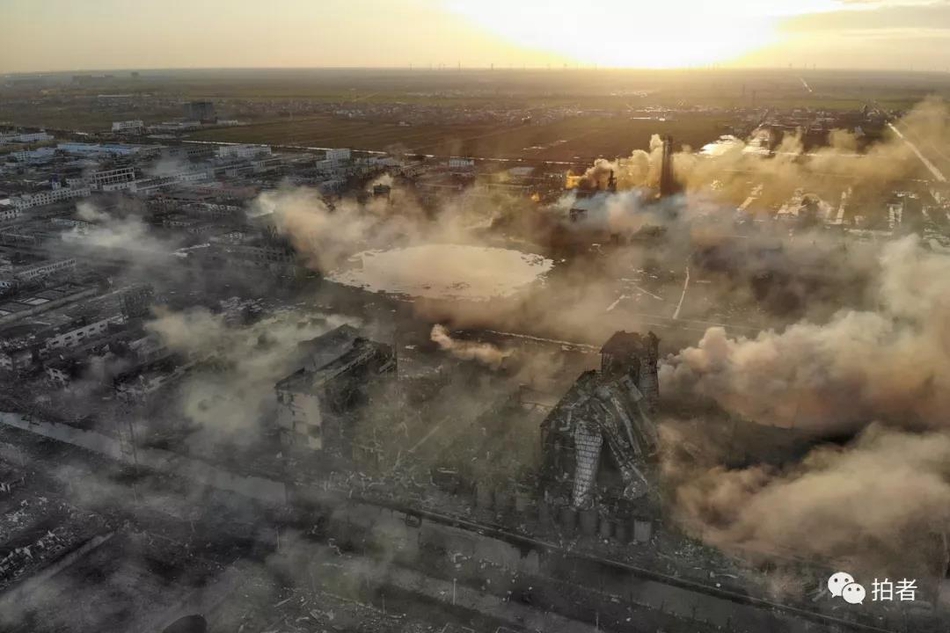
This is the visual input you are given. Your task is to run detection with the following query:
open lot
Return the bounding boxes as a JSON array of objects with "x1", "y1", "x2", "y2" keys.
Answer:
[
  {"x1": 4, "y1": 68, "x2": 949, "y2": 149},
  {"x1": 188, "y1": 113, "x2": 733, "y2": 160}
]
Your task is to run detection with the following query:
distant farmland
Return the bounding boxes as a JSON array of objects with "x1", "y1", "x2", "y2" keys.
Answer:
[{"x1": 187, "y1": 113, "x2": 732, "y2": 161}]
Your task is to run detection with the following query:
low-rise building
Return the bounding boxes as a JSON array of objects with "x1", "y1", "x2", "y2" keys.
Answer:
[
  {"x1": 0, "y1": 347, "x2": 33, "y2": 374},
  {"x1": 0, "y1": 206, "x2": 19, "y2": 223},
  {"x1": 225, "y1": 242, "x2": 296, "y2": 268},
  {"x1": 10, "y1": 147, "x2": 56, "y2": 164},
  {"x1": 13, "y1": 259, "x2": 76, "y2": 283},
  {"x1": 111, "y1": 120, "x2": 145, "y2": 133},
  {"x1": 448, "y1": 157, "x2": 475, "y2": 170},
  {"x1": 44, "y1": 316, "x2": 121, "y2": 351},
  {"x1": 57, "y1": 142, "x2": 143, "y2": 157},
  {"x1": 0, "y1": 131, "x2": 53, "y2": 144},
  {"x1": 88, "y1": 167, "x2": 136, "y2": 190},
  {"x1": 325, "y1": 148, "x2": 351, "y2": 162},
  {"x1": 11, "y1": 185, "x2": 91, "y2": 210},
  {"x1": 216, "y1": 144, "x2": 271, "y2": 160}
]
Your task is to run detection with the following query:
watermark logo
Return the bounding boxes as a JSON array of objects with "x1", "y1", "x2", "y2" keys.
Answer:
[
  {"x1": 872, "y1": 578, "x2": 918, "y2": 602},
  {"x1": 842, "y1": 582, "x2": 866, "y2": 605},
  {"x1": 827, "y1": 572, "x2": 917, "y2": 605},
  {"x1": 827, "y1": 571, "x2": 855, "y2": 598}
]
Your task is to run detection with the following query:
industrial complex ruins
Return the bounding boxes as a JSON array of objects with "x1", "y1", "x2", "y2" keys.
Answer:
[{"x1": 1, "y1": 66, "x2": 950, "y2": 633}]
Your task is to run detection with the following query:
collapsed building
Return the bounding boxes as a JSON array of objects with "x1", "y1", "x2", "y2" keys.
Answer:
[
  {"x1": 540, "y1": 331, "x2": 660, "y2": 513},
  {"x1": 275, "y1": 325, "x2": 396, "y2": 455}
]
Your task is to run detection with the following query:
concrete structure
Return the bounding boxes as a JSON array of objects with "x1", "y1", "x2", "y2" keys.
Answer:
[
  {"x1": 0, "y1": 131, "x2": 53, "y2": 144},
  {"x1": 56, "y1": 142, "x2": 142, "y2": 157},
  {"x1": 275, "y1": 325, "x2": 395, "y2": 454},
  {"x1": 10, "y1": 185, "x2": 91, "y2": 210},
  {"x1": 111, "y1": 120, "x2": 145, "y2": 133},
  {"x1": 185, "y1": 101, "x2": 216, "y2": 123},
  {"x1": 0, "y1": 348, "x2": 32, "y2": 374},
  {"x1": 46, "y1": 361, "x2": 79, "y2": 385},
  {"x1": 151, "y1": 121, "x2": 202, "y2": 132},
  {"x1": 659, "y1": 135, "x2": 677, "y2": 198},
  {"x1": 448, "y1": 157, "x2": 475, "y2": 170},
  {"x1": 130, "y1": 169, "x2": 213, "y2": 194},
  {"x1": 600, "y1": 331, "x2": 660, "y2": 413},
  {"x1": 13, "y1": 258, "x2": 76, "y2": 283},
  {"x1": 216, "y1": 144, "x2": 271, "y2": 160},
  {"x1": 225, "y1": 242, "x2": 296, "y2": 269},
  {"x1": 0, "y1": 207, "x2": 19, "y2": 223},
  {"x1": 44, "y1": 316, "x2": 120, "y2": 351},
  {"x1": 88, "y1": 167, "x2": 136, "y2": 191},
  {"x1": 540, "y1": 331, "x2": 660, "y2": 510},
  {"x1": 10, "y1": 147, "x2": 56, "y2": 164},
  {"x1": 325, "y1": 148, "x2": 351, "y2": 162}
]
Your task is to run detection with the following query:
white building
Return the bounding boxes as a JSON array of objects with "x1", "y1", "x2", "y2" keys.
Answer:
[
  {"x1": 174, "y1": 169, "x2": 212, "y2": 184},
  {"x1": 89, "y1": 167, "x2": 136, "y2": 191},
  {"x1": 131, "y1": 169, "x2": 212, "y2": 194},
  {"x1": 50, "y1": 218, "x2": 93, "y2": 231},
  {"x1": 45, "y1": 316, "x2": 120, "y2": 351},
  {"x1": 14, "y1": 259, "x2": 76, "y2": 283},
  {"x1": 111, "y1": 120, "x2": 145, "y2": 133},
  {"x1": 0, "y1": 131, "x2": 53, "y2": 144},
  {"x1": 216, "y1": 144, "x2": 272, "y2": 160},
  {"x1": 57, "y1": 142, "x2": 141, "y2": 157},
  {"x1": 151, "y1": 121, "x2": 202, "y2": 132},
  {"x1": 364, "y1": 155, "x2": 398, "y2": 168},
  {"x1": 448, "y1": 157, "x2": 475, "y2": 169},
  {"x1": 0, "y1": 206, "x2": 19, "y2": 223},
  {"x1": 325, "y1": 148, "x2": 351, "y2": 162},
  {"x1": 10, "y1": 147, "x2": 56, "y2": 164},
  {"x1": 11, "y1": 185, "x2": 91, "y2": 210}
]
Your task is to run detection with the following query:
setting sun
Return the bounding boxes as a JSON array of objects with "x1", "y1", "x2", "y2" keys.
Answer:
[{"x1": 444, "y1": 0, "x2": 843, "y2": 68}]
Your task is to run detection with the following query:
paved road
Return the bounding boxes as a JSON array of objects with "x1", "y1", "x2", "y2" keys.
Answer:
[{"x1": 887, "y1": 122, "x2": 947, "y2": 182}]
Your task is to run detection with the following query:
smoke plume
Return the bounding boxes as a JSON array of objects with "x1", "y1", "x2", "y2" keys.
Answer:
[
  {"x1": 660, "y1": 235, "x2": 950, "y2": 582},
  {"x1": 664, "y1": 423, "x2": 950, "y2": 584},
  {"x1": 430, "y1": 324, "x2": 512, "y2": 369},
  {"x1": 660, "y1": 236, "x2": 950, "y2": 433},
  {"x1": 146, "y1": 306, "x2": 358, "y2": 445}
]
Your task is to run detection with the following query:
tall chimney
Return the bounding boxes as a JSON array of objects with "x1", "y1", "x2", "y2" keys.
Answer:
[{"x1": 659, "y1": 135, "x2": 676, "y2": 198}]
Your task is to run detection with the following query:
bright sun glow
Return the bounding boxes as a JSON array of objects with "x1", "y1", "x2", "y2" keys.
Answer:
[{"x1": 444, "y1": 0, "x2": 845, "y2": 68}]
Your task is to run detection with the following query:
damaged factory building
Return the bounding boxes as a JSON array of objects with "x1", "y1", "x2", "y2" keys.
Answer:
[
  {"x1": 275, "y1": 324, "x2": 396, "y2": 456},
  {"x1": 540, "y1": 331, "x2": 660, "y2": 536}
]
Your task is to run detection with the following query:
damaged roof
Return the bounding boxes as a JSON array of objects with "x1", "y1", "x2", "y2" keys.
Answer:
[
  {"x1": 296, "y1": 323, "x2": 361, "y2": 371},
  {"x1": 542, "y1": 369, "x2": 659, "y2": 505}
]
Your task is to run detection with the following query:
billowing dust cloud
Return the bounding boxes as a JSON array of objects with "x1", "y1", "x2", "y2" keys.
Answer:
[
  {"x1": 664, "y1": 423, "x2": 950, "y2": 584},
  {"x1": 250, "y1": 184, "x2": 498, "y2": 274},
  {"x1": 146, "y1": 307, "x2": 357, "y2": 446},
  {"x1": 579, "y1": 98, "x2": 950, "y2": 211},
  {"x1": 660, "y1": 236, "x2": 950, "y2": 581},
  {"x1": 660, "y1": 236, "x2": 950, "y2": 433},
  {"x1": 251, "y1": 100, "x2": 950, "y2": 583}
]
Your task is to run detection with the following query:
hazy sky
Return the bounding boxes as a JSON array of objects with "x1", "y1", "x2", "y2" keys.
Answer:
[{"x1": 2, "y1": 0, "x2": 950, "y2": 73}]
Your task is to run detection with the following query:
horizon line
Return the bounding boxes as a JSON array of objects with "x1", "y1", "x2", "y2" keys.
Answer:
[{"x1": 4, "y1": 65, "x2": 950, "y2": 77}]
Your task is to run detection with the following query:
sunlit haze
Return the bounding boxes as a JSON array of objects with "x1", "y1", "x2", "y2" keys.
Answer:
[
  {"x1": 5, "y1": 0, "x2": 950, "y2": 628},
  {"x1": 3, "y1": 0, "x2": 950, "y2": 72}
]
